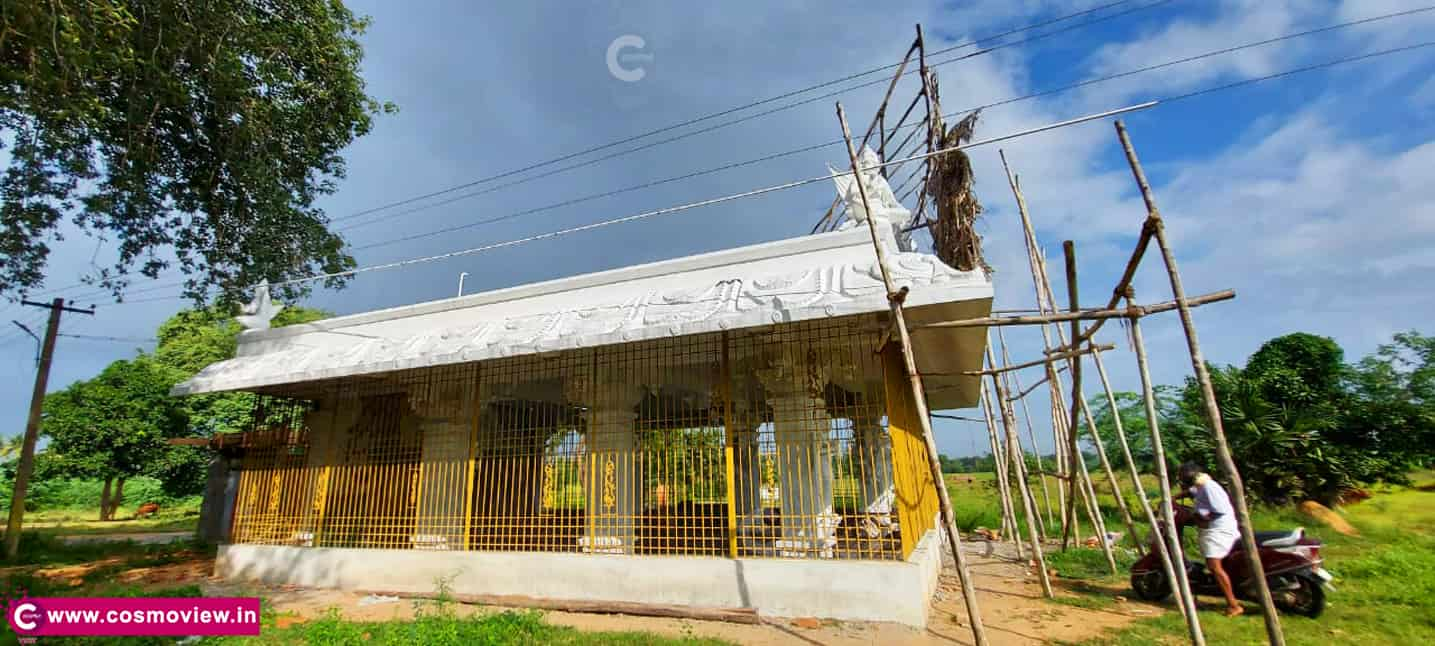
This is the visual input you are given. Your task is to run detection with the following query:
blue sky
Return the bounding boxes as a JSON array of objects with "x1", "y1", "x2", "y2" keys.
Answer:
[{"x1": 3, "y1": 0, "x2": 1434, "y2": 458}]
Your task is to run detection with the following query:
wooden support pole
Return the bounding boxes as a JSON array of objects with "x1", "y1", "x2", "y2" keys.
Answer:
[
  {"x1": 988, "y1": 334, "x2": 1025, "y2": 554},
  {"x1": 919, "y1": 290, "x2": 1237, "y2": 330},
  {"x1": 1091, "y1": 345, "x2": 1194, "y2": 625},
  {"x1": 1069, "y1": 408, "x2": 1117, "y2": 571},
  {"x1": 964, "y1": 343, "x2": 1115, "y2": 376},
  {"x1": 837, "y1": 102, "x2": 987, "y2": 646},
  {"x1": 998, "y1": 328, "x2": 1054, "y2": 535},
  {"x1": 1077, "y1": 379, "x2": 1144, "y2": 556},
  {"x1": 999, "y1": 152, "x2": 1076, "y2": 540},
  {"x1": 978, "y1": 376, "x2": 1021, "y2": 556},
  {"x1": 1010, "y1": 370, "x2": 1056, "y2": 532},
  {"x1": 1128, "y1": 293, "x2": 1205, "y2": 646},
  {"x1": 984, "y1": 346, "x2": 1054, "y2": 598},
  {"x1": 1010, "y1": 370, "x2": 1056, "y2": 401},
  {"x1": 1116, "y1": 121, "x2": 1284, "y2": 646},
  {"x1": 1062, "y1": 241, "x2": 1084, "y2": 551}
]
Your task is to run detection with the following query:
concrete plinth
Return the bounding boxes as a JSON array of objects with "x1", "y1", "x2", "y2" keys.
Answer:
[{"x1": 216, "y1": 528, "x2": 942, "y2": 627}]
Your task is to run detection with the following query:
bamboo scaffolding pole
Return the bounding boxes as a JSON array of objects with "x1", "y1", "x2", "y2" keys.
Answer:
[
  {"x1": 965, "y1": 343, "x2": 1115, "y2": 376},
  {"x1": 999, "y1": 152, "x2": 1075, "y2": 540},
  {"x1": 1077, "y1": 377, "x2": 1144, "y2": 555},
  {"x1": 998, "y1": 328, "x2": 1054, "y2": 535},
  {"x1": 916, "y1": 24, "x2": 938, "y2": 230},
  {"x1": 1009, "y1": 374, "x2": 1049, "y2": 401},
  {"x1": 984, "y1": 346, "x2": 1054, "y2": 598},
  {"x1": 1090, "y1": 344, "x2": 1194, "y2": 629},
  {"x1": 1051, "y1": 245, "x2": 1140, "y2": 556},
  {"x1": 1062, "y1": 242, "x2": 1085, "y2": 551},
  {"x1": 1039, "y1": 244, "x2": 1112, "y2": 567},
  {"x1": 1115, "y1": 120, "x2": 1283, "y2": 645},
  {"x1": 1067, "y1": 403, "x2": 1117, "y2": 570},
  {"x1": 1128, "y1": 289, "x2": 1205, "y2": 646},
  {"x1": 919, "y1": 290, "x2": 1236, "y2": 329},
  {"x1": 1009, "y1": 365, "x2": 1056, "y2": 531},
  {"x1": 989, "y1": 332, "x2": 1027, "y2": 552},
  {"x1": 979, "y1": 378, "x2": 1022, "y2": 556},
  {"x1": 837, "y1": 103, "x2": 987, "y2": 645},
  {"x1": 931, "y1": 413, "x2": 985, "y2": 423}
]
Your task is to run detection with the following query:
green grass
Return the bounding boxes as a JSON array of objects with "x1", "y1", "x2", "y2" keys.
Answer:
[
  {"x1": 947, "y1": 467, "x2": 1435, "y2": 643},
  {"x1": 203, "y1": 608, "x2": 730, "y2": 646},
  {"x1": 1062, "y1": 481, "x2": 1435, "y2": 645},
  {"x1": 0, "y1": 529, "x2": 726, "y2": 646},
  {"x1": 1, "y1": 531, "x2": 210, "y2": 567}
]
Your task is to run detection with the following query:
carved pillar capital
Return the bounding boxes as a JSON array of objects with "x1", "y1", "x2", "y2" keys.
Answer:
[{"x1": 754, "y1": 348, "x2": 828, "y2": 401}]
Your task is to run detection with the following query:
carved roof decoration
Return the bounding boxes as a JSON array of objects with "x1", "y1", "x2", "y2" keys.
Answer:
[{"x1": 173, "y1": 228, "x2": 993, "y2": 405}]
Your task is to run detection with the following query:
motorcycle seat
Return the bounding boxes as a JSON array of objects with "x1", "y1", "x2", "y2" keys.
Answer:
[{"x1": 1254, "y1": 528, "x2": 1304, "y2": 547}]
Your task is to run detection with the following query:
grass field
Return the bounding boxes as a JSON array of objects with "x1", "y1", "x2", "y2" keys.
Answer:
[
  {"x1": 211, "y1": 606, "x2": 731, "y2": 646},
  {"x1": 1022, "y1": 470, "x2": 1435, "y2": 645}
]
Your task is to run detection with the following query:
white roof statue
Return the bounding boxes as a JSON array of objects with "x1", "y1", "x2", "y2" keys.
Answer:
[
  {"x1": 829, "y1": 146, "x2": 916, "y2": 252},
  {"x1": 236, "y1": 280, "x2": 284, "y2": 331},
  {"x1": 174, "y1": 164, "x2": 993, "y2": 408}
]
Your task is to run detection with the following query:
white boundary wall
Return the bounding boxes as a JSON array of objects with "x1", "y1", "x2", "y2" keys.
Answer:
[{"x1": 217, "y1": 528, "x2": 943, "y2": 627}]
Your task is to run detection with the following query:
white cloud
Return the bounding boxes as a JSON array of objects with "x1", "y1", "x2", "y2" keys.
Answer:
[{"x1": 1081, "y1": 0, "x2": 1322, "y2": 103}]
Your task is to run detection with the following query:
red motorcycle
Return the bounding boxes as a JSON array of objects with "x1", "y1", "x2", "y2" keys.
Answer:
[{"x1": 1129, "y1": 504, "x2": 1333, "y2": 617}]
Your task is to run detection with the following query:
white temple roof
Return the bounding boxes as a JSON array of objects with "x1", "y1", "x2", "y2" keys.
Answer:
[{"x1": 173, "y1": 226, "x2": 993, "y2": 408}]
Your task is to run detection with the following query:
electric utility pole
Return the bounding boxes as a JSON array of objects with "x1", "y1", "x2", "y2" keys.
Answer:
[{"x1": 5, "y1": 298, "x2": 94, "y2": 559}]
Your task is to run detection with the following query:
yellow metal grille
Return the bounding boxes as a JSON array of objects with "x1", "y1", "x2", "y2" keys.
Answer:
[{"x1": 227, "y1": 317, "x2": 938, "y2": 561}]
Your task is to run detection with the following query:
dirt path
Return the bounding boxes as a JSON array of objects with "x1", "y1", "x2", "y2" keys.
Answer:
[{"x1": 194, "y1": 541, "x2": 1161, "y2": 644}]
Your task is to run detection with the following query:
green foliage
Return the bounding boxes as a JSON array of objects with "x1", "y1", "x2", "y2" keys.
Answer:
[
  {"x1": 0, "y1": 1, "x2": 395, "y2": 303},
  {"x1": 1085, "y1": 387, "x2": 1181, "y2": 472},
  {"x1": 153, "y1": 305, "x2": 329, "y2": 437},
  {"x1": 23, "y1": 476, "x2": 178, "y2": 510},
  {"x1": 147, "y1": 305, "x2": 329, "y2": 497},
  {"x1": 1160, "y1": 331, "x2": 1433, "y2": 505},
  {"x1": 42, "y1": 358, "x2": 188, "y2": 481}
]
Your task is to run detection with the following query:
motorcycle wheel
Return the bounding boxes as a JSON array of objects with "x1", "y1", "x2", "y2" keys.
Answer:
[
  {"x1": 1131, "y1": 569, "x2": 1171, "y2": 601},
  {"x1": 1275, "y1": 574, "x2": 1326, "y2": 618}
]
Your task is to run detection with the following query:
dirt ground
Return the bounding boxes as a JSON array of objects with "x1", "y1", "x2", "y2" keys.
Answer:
[
  {"x1": 6, "y1": 531, "x2": 1156, "y2": 644},
  {"x1": 183, "y1": 540, "x2": 1161, "y2": 645}
]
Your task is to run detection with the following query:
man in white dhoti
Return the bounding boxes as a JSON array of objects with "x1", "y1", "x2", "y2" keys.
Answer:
[{"x1": 1177, "y1": 462, "x2": 1244, "y2": 617}]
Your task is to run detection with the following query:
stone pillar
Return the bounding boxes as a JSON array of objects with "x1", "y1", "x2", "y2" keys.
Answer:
[
  {"x1": 300, "y1": 397, "x2": 358, "y2": 547},
  {"x1": 757, "y1": 356, "x2": 840, "y2": 558},
  {"x1": 568, "y1": 372, "x2": 645, "y2": 554},
  {"x1": 197, "y1": 455, "x2": 231, "y2": 544},
  {"x1": 411, "y1": 381, "x2": 475, "y2": 551},
  {"x1": 732, "y1": 423, "x2": 765, "y2": 533},
  {"x1": 854, "y1": 408, "x2": 896, "y2": 537}
]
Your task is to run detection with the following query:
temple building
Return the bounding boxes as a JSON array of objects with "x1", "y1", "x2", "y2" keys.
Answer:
[{"x1": 177, "y1": 150, "x2": 994, "y2": 625}]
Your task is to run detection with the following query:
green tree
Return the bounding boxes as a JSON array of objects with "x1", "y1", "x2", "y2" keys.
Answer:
[
  {"x1": 1165, "y1": 334, "x2": 1423, "y2": 505},
  {"x1": 41, "y1": 358, "x2": 188, "y2": 519},
  {"x1": 148, "y1": 305, "x2": 329, "y2": 497},
  {"x1": 1, "y1": 1, "x2": 394, "y2": 302},
  {"x1": 1345, "y1": 331, "x2": 1435, "y2": 466},
  {"x1": 1086, "y1": 387, "x2": 1182, "y2": 472}
]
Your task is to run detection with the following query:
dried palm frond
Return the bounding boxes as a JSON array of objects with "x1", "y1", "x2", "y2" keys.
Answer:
[{"x1": 927, "y1": 110, "x2": 988, "y2": 273}]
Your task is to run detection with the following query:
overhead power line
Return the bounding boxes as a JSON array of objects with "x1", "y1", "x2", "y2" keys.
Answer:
[
  {"x1": 346, "y1": 6, "x2": 1435, "y2": 252},
  {"x1": 24, "y1": 1, "x2": 1171, "y2": 308},
  {"x1": 264, "y1": 102, "x2": 1157, "y2": 290},
  {"x1": 56, "y1": 333, "x2": 157, "y2": 344},
  {"x1": 331, "y1": 0, "x2": 1157, "y2": 224},
  {"x1": 336, "y1": 0, "x2": 1176, "y2": 234},
  {"x1": 60, "y1": 32, "x2": 1435, "y2": 307}
]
